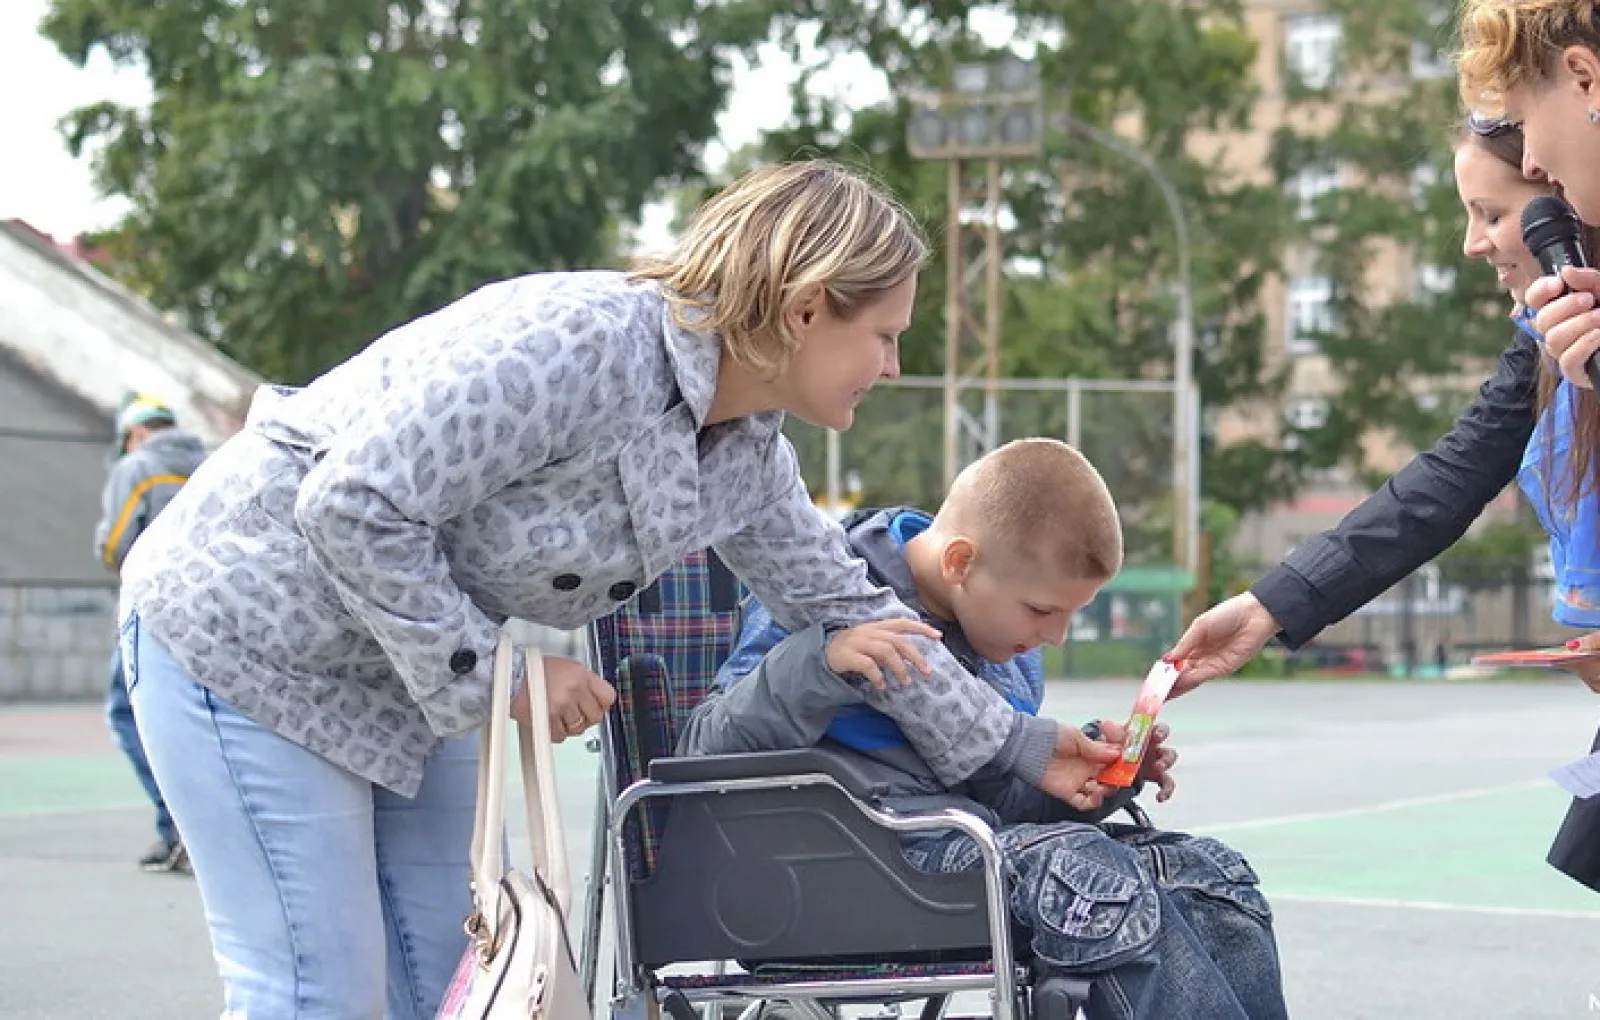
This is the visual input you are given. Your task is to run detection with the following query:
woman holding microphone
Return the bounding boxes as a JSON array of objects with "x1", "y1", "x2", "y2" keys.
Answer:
[{"x1": 1168, "y1": 105, "x2": 1600, "y2": 891}]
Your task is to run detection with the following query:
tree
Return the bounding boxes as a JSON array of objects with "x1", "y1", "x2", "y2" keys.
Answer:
[
  {"x1": 1271, "y1": 0, "x2": 1517, "y2": 481},
  {"x1": 43, "y1": 0, "x2": 773, "y2": 383},
  {"x1": 725, "y1": 0, "x2": 1298, "y2": 562}
]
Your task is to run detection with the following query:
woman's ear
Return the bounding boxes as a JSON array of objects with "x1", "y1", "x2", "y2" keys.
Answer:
[
  {"x1": 785, "y1": 284, "x2": 823, "y2": 333},
  {"x1": 1562, "y1": 45, "x2": 1600, "y2": 98}
]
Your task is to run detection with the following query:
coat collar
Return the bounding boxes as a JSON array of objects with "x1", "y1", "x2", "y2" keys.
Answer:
[{"x1": 654, "y1": 285, "x2": 785, "y2": 442}]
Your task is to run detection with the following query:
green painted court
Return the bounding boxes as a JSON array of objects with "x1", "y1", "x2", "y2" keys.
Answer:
[{"x1": 2, "y1": 680, "x2": 1597, "y2": 1019}]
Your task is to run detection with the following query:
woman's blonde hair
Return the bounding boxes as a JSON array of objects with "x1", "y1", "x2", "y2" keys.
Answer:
[
  {"x1": 630, "y1": 160, "x2": 928, "y2": 376},
  {"x1": 1457, "y1": 0, "x2": 1600, "y2": 111}
]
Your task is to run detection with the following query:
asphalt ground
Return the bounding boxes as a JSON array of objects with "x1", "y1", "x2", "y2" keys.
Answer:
[{"x1": 2, "y1": 679, "x2": 1597, "y2": 1019}]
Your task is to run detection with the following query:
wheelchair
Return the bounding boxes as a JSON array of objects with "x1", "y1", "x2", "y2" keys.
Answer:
[{"x1": 573, "y1": 549, "x2": 1152, "y2": 1020}]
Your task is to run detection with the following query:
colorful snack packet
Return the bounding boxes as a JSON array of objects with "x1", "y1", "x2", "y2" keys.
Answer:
[{"x1": 1097, "y1": 659, "x2": 1181, "y2": 788}]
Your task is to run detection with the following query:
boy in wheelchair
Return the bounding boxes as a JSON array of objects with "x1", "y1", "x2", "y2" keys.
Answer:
[{"x1": 676, "y1": 439, "x2": 1288, "y2": 1020}]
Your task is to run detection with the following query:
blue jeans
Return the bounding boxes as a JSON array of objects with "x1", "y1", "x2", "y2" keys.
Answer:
[
  {"x1": 121, "y1": 611, "x2": 478, "y2": 1020},
  {"x1": 105, "y1": 641, "x2": 175, "y2": 841},
  {"x1": 902, "y1": 821, "x2": 1287, "y2": 1020}
]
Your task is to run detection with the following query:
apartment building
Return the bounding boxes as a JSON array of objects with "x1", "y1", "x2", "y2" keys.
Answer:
[{"x1": 1210, "y1": 1, "x2": 1525, "y2": 566}]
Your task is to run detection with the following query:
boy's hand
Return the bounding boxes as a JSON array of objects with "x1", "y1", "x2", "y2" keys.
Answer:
[
  {"x1": 1140, "y1": 724, "x2": 1179, "y2": 803},
  {"x1": 826, "y1": 618, "x2": 940, "y2": 690},
  {"x1": 1039, "y1": 721, "x2": 1123, "y2": 811}
]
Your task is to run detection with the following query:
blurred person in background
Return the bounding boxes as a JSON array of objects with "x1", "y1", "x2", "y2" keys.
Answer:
[{"x1": 94, "y1": 394, "x2": 207, "y2": 873}]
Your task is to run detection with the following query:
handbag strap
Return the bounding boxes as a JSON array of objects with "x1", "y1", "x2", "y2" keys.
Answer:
[
  {"x1": 470, "y1": 632, "x2": 572, "y2": 928},
  {"x1": 470, "y1": 632, "x2": 516, "y2": 910},
  {"x1": 519, "y1": 645, "x2": 572, "y2": 916}
]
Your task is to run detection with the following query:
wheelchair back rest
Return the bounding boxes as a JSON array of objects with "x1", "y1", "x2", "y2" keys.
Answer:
[{"x1": 590, "y1": 548, "x2": 744, "y2": 876}]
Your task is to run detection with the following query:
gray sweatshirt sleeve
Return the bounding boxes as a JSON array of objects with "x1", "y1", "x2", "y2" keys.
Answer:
[
  {"x1": 675, "y1": 625, "x2": 862, "y2": 756},
  {"x1": 94, "y1": 457, "x2": 149, "y2": 572},
  {"x1": 713, "y1": 438, "x2": 1058, "y2": 787}
]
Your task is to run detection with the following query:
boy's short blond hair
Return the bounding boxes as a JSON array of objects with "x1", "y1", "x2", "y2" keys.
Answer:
[
  {"x1": 630, "y1": 159, "x2": 927, "y2": 378},
  {"x1": 1456, "y1": 0, "x2": 1600, "y2": 112},
  {"x1": 937, "y1": 438, "x2": 1123, "y2": 582}
]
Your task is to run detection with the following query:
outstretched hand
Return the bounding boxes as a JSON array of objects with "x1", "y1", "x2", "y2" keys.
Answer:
[{"x1": 1165, "y1": 593, "x2": 1281, "y2": 698}]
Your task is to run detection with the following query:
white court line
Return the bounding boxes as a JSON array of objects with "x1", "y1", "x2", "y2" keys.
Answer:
[
  {"x1": 1271, "y1": 892, "x2": 1600, "y2": 921},
  {"x1": 0, "y1": 801, "x2": 145, "y2": 819},
  {"x1": 1186, "y1": 779, "x2": 1550, "y2": 835}
]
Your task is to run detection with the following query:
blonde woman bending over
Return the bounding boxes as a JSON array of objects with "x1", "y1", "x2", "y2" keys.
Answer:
[{"x1": 117, "y1": 159, "x2": 1122, "y2": 1019}]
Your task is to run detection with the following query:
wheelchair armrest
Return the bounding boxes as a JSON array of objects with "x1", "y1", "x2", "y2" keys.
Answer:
[{"x1": 648, "y1": 748, "x2": 893, "y2": 801}]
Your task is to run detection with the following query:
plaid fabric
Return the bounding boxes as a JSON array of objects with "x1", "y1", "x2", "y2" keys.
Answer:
[{"x1": 592, "y1": 549, "x2": 743, "y2": 878}]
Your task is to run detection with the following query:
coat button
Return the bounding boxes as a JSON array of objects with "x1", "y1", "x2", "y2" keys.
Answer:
[
  {"x1": 552, "y1": 573, "x2": 581, "y2": 592},
  {"x1": 449, "y1": 650, "x2": 477, "y2": 675},
  {"x1": 608, "y1": 581, "x2": 638, "y2": 602}
]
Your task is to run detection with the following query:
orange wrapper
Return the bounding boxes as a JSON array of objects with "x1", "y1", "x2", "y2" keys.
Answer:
[{"x1": 1097, "y1": 660, "x2": 1180, "y2": 788}]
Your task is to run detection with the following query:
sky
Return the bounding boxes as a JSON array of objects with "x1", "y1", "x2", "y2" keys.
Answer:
[{"x1": 0, "y1": 0, "x2": 904, "y2": 247}]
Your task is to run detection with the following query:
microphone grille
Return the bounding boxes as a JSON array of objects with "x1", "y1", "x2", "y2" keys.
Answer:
[{"x1": 1522, "y1": 195, "x2": 1581, "y2": 251}]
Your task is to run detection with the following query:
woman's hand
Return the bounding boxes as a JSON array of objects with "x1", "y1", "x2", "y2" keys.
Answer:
[
  {"x1": 1529, "y1": 267, "x2": 1600, "y2": 389},
  {"x1": 509, "y1": 654, "x2": 618, "y2": 742},
  {"x1": 1557, "y1": 631, "x2": 1600, "y2": 694},
  {"x1": 825, "y1": 618, "x2": 940, "y2": 689},
  {"x1": 1165, "y1": 592, "x2": 1281, "y2": 698}
]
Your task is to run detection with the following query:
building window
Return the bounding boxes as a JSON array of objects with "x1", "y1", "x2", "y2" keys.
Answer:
[
  {"x1": 1284, "y1": 13, "x2": 1342, "y2": 90},
  {"x1": 1286, "y1": 273, "x2": 1336, "y2": 354},
  {"x1": 1287, "y1": 162, "x2": 1340, "y2": 220},
  {"x1": 1285, "y1": 395, "x2": 1330, "y2": 431}
]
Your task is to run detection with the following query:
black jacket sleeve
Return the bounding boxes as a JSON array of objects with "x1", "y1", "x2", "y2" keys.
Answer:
[{"x1": 1251, "y1": 328, "x2": 1540, "y2": 649}]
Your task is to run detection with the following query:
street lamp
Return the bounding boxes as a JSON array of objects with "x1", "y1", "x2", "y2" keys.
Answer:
[{"x1": 905, "y1": 54, "x2": 1043, "y2": 492}]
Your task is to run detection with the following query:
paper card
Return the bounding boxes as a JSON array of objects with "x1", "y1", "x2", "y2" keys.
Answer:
[{"x1": 1550, "y1": 751, "x2": 1600, "y2": 800}]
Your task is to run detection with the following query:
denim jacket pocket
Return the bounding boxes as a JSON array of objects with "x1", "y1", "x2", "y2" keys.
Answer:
[
  {"x1": 1026, "y1": 837, "x2": 1160, "y2": 970},
  {"x1": 1153, "y1": 835, "x2": 1274, "y2": 924}
]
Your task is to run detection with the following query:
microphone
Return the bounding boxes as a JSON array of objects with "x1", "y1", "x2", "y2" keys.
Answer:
[{"x1": 1521, "y1": 195, "x2": 1600, "y2": 390}]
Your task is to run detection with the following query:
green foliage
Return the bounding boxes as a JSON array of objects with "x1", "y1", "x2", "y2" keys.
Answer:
[
  {"x1": 727, "y1": 0, "x2": 1298, "y2": 564},
  {"x1": 43, "y1": 0, "x2": 772, "y2": 382},
  {"x1": 1276, "y1": 0, "x2": 1518, "y2": 475}
]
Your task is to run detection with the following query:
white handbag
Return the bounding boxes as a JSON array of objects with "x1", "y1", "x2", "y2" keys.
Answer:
[{"x1": 437, "y1": 634, "x2": 591, "y2": 1020}]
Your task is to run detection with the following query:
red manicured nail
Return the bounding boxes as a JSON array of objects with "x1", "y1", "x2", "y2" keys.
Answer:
[{"x1": 1568, "y1": 640, "x2": 1582, "y2": 650}]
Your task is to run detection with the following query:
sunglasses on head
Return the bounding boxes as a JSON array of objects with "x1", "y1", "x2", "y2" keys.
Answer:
[{"x1": 1468, "y1": 111, "x2": 1518, "y2": 137}]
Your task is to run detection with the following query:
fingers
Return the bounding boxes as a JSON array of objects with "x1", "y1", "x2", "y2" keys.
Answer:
[
  {"x1": 1526, "y1": 273, "x2": 1566, "y2": 311},
  {"x1": 1147, "y1": 746, "x2": 1178, "y2": 802},
  {"x1": 1066, "y1": 725, "x2": 1124, "y2": 765},
  {"x1": 1557, "y1": 331, "x2": 1600, "y2": 389},
  {"x1": 827, "y1": 619, "x2": 940, "y2": 689},
  {"x1": 1096, "y1": 718, "x2": 1128, "y2": 744},
  {"x1": 1065, "y1": 783, "x2": 1109, "y2": 812}
]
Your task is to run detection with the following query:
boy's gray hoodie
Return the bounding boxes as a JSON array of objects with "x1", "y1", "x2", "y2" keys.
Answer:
[
  {"x1": 675, "y1": 508, "x2": 1129, "y2": 829},
  {"x1": 94, "y1": 429, "x2": 208, "y2": 572}
]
